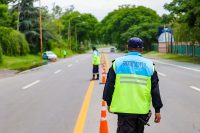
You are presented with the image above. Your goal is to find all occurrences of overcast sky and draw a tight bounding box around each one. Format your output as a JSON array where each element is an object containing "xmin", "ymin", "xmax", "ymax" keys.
[{"xmin": 37, "ymin": 0, "xmax": 172, "ymax": 21}]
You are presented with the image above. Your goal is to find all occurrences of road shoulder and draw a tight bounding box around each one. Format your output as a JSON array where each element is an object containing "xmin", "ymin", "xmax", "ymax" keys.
[{"xmin": 0, "ymin": 69, "xmax": 18, "ymax": 79}]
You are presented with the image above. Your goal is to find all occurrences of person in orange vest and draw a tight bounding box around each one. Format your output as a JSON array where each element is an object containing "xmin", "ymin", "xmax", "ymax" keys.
[
  {"xmin": 91, "ymin": 47, "xmax": 100, "ymax": 80},
  {"xmin": 103, "ymin": 37, "xmax": 163, "ymax": 133}
]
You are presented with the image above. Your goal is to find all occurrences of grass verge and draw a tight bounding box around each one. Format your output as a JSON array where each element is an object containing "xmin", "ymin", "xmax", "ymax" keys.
[
  {"xmin": 144, "ymin": 51, "xmax": 200, "ymax": 64},
  {"xmin": 0, "ymin": 55, "xmax": 46, "ymax": 71},
  {"xmin": 0, "ymin": 50, "xmax": 77, "ymax": 71}
]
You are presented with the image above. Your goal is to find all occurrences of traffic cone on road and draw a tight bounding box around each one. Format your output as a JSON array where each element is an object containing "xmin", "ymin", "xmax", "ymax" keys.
[
  {"xmin": 101, "ymin": 71, "xmax": 107, "ymax": 84},
  {"xmin": 99, "ymin": 101, "xmax": 109, "ymax": 133},
  {"xmin": 100, "ymin": 63, "xmax": 107, "ymax": 84},
  {"xmin": 102, "ymin": 67, "xmax": 106, "ymax": 74}
]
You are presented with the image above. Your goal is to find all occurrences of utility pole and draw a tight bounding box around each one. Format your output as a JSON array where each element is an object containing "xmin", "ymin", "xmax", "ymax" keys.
[
  {"xmin": 68, "ymin": 20, "xmax": 71, "ymax": 50},
  {"xmin": 75, "ymin": 25, "xmax": 78, "ymax": 52},
  {"xmin": 164, "ymin": 25, "xmax": 168, "ymax": 53},
  {"xmin": 39, "ymin": 0, "xmax": 43, "ymax": 54},
  {"xmin": 17, "ymin": 0, "xmax": 20, "ymax": 31},
  {"xmin": 68, "ymin": 16, "xmax": 80, "ymax": 51}
]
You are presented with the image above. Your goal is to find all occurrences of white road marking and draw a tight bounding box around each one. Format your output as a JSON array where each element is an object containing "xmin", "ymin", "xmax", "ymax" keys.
[
  {"xmin": 190, "ymin": 86, "xmax": 200, "ymax": 93},
  {"xmin": 154, "ymin": 60, "xmax": 200, "ymax": 72},
  {"xmin": 54, "ymin": 69, "xmax": 62, "ymax": 74},
  {"xmin": 158, "ymin": 72, "xmax": 166, "ymax": 77},
  {"xmin": 68, "ymin": 64, "xmax": 72, "ymax": 67},
  {"xmin": 22, "ymin": 80, "xmax": 40, "ymax": 90}
]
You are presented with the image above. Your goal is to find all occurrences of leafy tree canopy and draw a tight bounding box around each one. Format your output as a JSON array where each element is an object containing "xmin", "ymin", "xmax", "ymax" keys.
[
  {"xmin": 0, "ymin": 26, "xmax": 30, "ymax": 56},
  {"xmin": 100, "ymin": 5, "xmax": 161, "ymax": 50},
  {"xmin": 0, "ymin": 0, "xmax": 17, "ymax": 4},
  {"xmin": 0, "ymin": 4, "xmax": 11, "ymax": 27},
  {"xmin": 60, "ymin": 11, "xmax": 99, "ymax": 50},
  {"xmin": 164, "ymin": 0, "xmax": 200, "ymax": 27},
  {"xmin": 164, "ymin": 0, "xmax": 200, "ymax": 43}
]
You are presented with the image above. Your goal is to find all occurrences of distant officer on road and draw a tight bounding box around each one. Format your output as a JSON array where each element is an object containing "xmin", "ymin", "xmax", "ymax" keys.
[
  {"xmin": 91, "ymin": 47, "xmax": 100, "ymax": 80},
  {"xmin": 63, "ymin": 49, "xmax": 67, "ymax": 58},
  {"xmin": 103, "ymin": 37, "xmax": 163, "ymax": 133}
]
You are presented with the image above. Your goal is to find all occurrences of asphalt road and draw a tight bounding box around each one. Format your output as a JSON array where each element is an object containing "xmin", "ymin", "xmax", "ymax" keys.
[{"xmin": 0, "ymin": 48, "xmax": 200, "ymax": 133}]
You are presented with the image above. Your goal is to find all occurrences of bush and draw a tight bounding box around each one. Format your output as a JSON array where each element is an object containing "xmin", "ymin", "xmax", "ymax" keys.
[
  {"xmin": 0, "ymin": 45, "xmax": 2, "ymax": 63},
  {"xmin": 0, "ymin": 27, "xmax": 30, "ymax": 56}
]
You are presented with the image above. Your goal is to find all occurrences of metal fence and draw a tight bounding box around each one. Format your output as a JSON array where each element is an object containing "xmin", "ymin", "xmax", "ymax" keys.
[{"xmin": 151, "ymin": 44, "xmax": 200, "ymax": 57}]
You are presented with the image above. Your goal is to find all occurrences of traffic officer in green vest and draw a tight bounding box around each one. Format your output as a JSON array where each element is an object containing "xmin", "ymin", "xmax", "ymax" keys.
[
  {"xmin": 63, "ymin": 49, "xmax": 67, "ymax": 58},
  {"xmin": 91, "ymin": 46, "xmax": 100, "ymax": 80},
  {"xmin": 103, "ymin": 37, "xmax": 163, "ymax": 133}
]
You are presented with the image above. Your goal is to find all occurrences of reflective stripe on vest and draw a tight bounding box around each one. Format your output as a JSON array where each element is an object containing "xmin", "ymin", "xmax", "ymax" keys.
[{"xmin": 110, "ymin": 52, "xmax": 153, "ymax": 114}]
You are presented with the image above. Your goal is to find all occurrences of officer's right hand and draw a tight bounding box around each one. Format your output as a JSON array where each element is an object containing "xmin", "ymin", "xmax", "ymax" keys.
[
  {"xmin": 107, "ymin": 106, "xmax": 113, "ymax": 113},
  {"xmin": 107, "ymin": 106, "xmax": 111, "ymax": 113},
  {"xmin": 154, "ymin": 113, "xmax": 161, "ymax": 123}
]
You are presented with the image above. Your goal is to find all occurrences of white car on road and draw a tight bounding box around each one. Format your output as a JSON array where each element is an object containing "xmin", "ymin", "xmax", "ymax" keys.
[{"xmin": 42, "ymin": 51, "xmax": 57, "ymax": 61}]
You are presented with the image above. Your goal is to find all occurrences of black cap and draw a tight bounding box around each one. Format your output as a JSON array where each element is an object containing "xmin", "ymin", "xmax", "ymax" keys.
[
  {"xmin": 92, "ymin": 47, "xmax": 96, "ymax": 50},
  {"xmin": 128, "ymin": 37, "xmax": 144, "ymax": 48}
]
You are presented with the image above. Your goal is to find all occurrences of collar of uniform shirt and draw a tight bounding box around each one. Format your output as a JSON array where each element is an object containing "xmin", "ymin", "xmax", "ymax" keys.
[{"xmin": 127, "ymin": 52, "xmax": 142, "ymax": 56}]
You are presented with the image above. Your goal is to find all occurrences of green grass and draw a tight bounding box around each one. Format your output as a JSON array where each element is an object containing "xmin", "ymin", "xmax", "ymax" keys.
[
  {"xmin": 0, "ymin": 49, "xmax": 77, "ymax": 71},
  {"xmin": 0, "ymin": 55, "xmax": 45, "ymax": 71},
  {"xmin": 144, "ymin": 51, "xmax": 200, "ymax": 64}
]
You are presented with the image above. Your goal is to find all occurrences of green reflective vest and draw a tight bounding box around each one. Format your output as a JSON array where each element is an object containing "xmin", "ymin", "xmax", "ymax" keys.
[
  {"xmin": 110, "ymin": 52, "xmax": 153, "ymax": 114},
  {"xmin": 92, "ymin": 51, "xmax": 100, "ymax": 65}
]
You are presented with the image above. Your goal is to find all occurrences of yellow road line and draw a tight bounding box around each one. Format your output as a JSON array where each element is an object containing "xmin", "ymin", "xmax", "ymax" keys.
[{"xmin": 73, "ymin": 81, "xmax": 95, "ymax": 133}]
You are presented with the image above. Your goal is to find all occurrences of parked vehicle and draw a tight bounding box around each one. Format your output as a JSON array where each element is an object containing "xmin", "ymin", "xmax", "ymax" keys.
[{"xmin": 42, "ymin": 51, "xmax": 57, "ymax": 61}]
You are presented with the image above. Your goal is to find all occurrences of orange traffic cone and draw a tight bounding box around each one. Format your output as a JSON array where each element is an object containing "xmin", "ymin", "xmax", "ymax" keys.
[
  {"xmin": 102, "ymin": 67, "xmax": 106, "ymax": 74},
  {"xmin": 99, "ymin": 101, "xmax": 109, "ymax": 133},
  {"xmin": 101, "ymin": 71, "xmax": 107, "ymax": 84},
  {"xmin": 100, "ymin": 63, "xmax": 107, "ymax": 84}
]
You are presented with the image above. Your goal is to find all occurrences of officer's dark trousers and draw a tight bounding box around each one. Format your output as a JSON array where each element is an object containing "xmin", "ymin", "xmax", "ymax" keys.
[
  {"xmin": 92, "ymin": 65, "xmax": 99, "ymax": 74},
  {"xmin": 117, "ymin": 115, "xmax": 145, "ymax": 133}
]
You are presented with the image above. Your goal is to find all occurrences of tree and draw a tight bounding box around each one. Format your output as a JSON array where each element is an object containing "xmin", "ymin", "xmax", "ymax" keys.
[
  {"xmin": 164, "ymin": 0, "xmax": 200, "ymax": 43},
  {"xmin": 161, "ymin": 14, "xmax": 174, "ymax": 24},
  {"xmin": 0, "ymin": 0, "xmax": 17, "ymax": 4},
  {"xmin": 0, "ymin": 4, "xmax": 11, "ymax": 27},
  {"xmin": 121, "ymin": 23, "xmax": 159, "ymax": 50},
  {"xmin": 43, "ymin": 12, "xmax": 65, "ymax": 52},
  {"xmin": 10, "ymin": 0, "xmax": 54, "ymax": 53},
  {"xmin": 164, "ymin": 0, "xmax": 200, "ymax": 28},
  {"xmin": 52, "ymin": 3, "xmax": 62, "ymax": 18},
  {"xmin": 0, "ymin": 27, "xmax": 30, "ymax": 56},
  {"xmin": 60, "ymin": 11, "xmax": 99, "ymax": 52},
  {"xmin": 17, "ymin": 0, "xmax": 40, "ymax": 53},
  {"xmin": 100, "ymin": 5, "xmax": 161, "ymax": 51}
]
